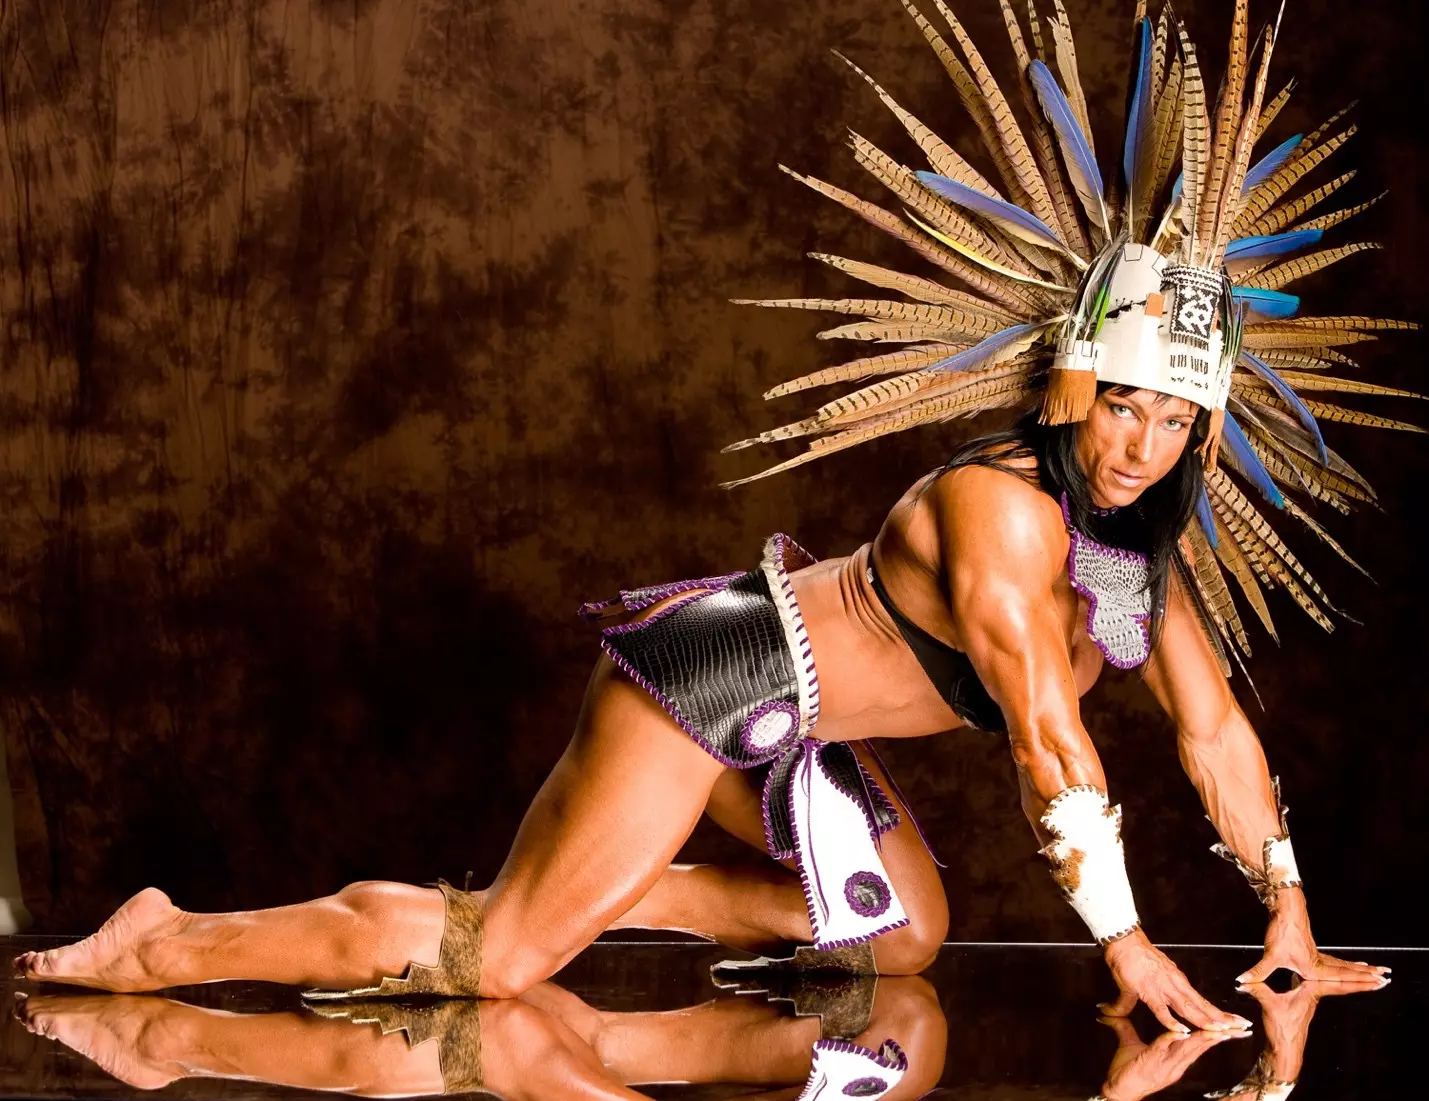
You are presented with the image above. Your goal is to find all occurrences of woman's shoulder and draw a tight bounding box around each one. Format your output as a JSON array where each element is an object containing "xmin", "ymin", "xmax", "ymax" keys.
[{"xmin": 926, "ymin": 460, "xmax": 1064, "ymax": 538}]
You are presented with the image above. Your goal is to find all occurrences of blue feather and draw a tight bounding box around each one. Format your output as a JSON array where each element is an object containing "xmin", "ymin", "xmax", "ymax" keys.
[
  {"xmin": 1195, "ymin": 486, "xmax": 1220, "ymax": 548},
  {"xmin": 914, "ymin": 172, "xmax": 1065, "ymax": 250},
  {"xmin": 1028, "ymin": 60, "xmax": 1108, "ymax": 234},
  {"xmin": 1240, "ymin": 351, "xmax": 1329, "ymax": 462},
  {"xmin": 1224, "ymin": 228, "xmax": 1324, "ymax": 264},
  {"xmin": 929, "ymin": 323, "xmax": 1042, "ymax": 373},
  {"xmin": 1123, "ymin": 18, "xmax": 1153, "ymax": 205},
  {"xmin": 1230, "ymin": 286, "xmax": 1301, "ymax": 319},
  {"xmin": 1222, "ymin": 413, "xmax": 1286, "ymax": 509},
  {"xmin": 1170, "ymin": 172, "xmax": 1183, "ymax": 205},
  {"xmin": 1242, "ymin": 134, "xmax": 1302, "ymax": 194}
]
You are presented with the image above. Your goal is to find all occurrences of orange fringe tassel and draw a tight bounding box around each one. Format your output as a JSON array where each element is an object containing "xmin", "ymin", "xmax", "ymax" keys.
[{"xmin": 1040, "ymin": 367, "xmax": 1098, "ymax": 425}]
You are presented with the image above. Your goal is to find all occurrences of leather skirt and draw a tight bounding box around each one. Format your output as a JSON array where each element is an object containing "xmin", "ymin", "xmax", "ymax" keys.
[{"xmin": 579, "ymin": 534, "xmax": 910, "ymax": 949}]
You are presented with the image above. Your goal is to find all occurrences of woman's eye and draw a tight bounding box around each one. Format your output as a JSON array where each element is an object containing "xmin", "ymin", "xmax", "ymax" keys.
[
  {"xmin": 1110, "ymin": 404, "xmax": 1132, "ymax": 417},
  {"xmin": 1164, "ymin": 419, "xmax": 1185, "ymax": 431}
]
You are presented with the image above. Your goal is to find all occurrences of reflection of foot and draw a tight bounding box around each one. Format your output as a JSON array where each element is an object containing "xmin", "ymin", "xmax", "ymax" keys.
[
  {"xmin": 13, "ymin": 992, "xmax": 181, "ymax": 1089},
  {"xmin": 11, "ymin": 889, "xmax": 186, "ymax": 992}
]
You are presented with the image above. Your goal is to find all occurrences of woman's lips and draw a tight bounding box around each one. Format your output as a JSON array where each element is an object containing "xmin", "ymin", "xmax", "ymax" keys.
[{"xmin": 1110, "ymin": 469, "xmax": 1146, "ymax": 488}]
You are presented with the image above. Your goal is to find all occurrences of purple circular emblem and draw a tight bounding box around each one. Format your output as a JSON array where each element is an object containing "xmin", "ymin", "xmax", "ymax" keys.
[
  {"xmin": 844, "ymin": 1077, "xmax": 888, "ymax": 1097},
  {"xmin": 843, "ymin": 871, "xmax": 891, "ymax": 918},
  {"xmin": 739, "ymin": 699, "xmax": 799, "ymax": 757}
]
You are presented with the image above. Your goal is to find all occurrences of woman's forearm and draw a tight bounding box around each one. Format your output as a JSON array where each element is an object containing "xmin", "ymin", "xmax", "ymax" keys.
[{"xmin": 1177, "ymin": 709, "xmax": 1286, "ymax": 875}]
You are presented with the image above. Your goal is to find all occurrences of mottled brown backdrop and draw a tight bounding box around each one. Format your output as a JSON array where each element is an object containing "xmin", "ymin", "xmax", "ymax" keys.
[{"xmin": 1, "ymin": 0, "xmax": 1424, "ymax": 945}]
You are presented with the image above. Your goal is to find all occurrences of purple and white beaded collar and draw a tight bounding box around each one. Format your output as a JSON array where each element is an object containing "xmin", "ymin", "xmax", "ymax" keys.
[{"xmin": 1060, "ymin": 494, "xmax": 1151, "ymax": 669}]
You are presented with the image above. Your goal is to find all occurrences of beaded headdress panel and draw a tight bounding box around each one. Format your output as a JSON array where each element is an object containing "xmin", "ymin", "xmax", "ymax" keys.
[{"xmin": 723, "ymin": 0, "xmax": 1420, "ymax": 674}]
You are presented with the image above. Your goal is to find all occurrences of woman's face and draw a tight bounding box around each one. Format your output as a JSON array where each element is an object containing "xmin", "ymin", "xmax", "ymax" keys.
[{"xmin": 1074, "ymin": 388, "xmax": 1198, "ymax": 508}]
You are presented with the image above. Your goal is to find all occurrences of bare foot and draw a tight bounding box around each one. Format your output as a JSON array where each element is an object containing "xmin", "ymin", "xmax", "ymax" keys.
[
  {"xmin": 11, "ymin": 888, "xmax": 189, "ymax": 992},
  {"xmin": 14, "ymin": 992, "xmax": 183, "ymax": 1089}
]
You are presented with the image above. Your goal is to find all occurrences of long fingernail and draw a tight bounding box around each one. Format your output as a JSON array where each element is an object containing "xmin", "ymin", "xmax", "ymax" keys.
[{"xmin": 1235, "ymin": 972, "xmax": 1251, "ymax": 982}]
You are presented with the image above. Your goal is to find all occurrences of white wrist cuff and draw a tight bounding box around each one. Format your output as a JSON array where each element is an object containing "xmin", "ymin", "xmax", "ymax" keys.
[
  {"xmin": 1211, "ymin": 777, "xmax": 1304, "ymax": 907},
  {"xmin": 1264, "ymin": 835, "xmax": 1301, "ymax": 889},
  {"xmin": 1040, "ymin": 785, "xmax": 1140, "ymax": 945}
]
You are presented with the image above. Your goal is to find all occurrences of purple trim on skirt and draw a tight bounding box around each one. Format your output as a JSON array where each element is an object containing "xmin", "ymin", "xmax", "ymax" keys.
[
  {"xmin": 578, "ymin": 571, "xmax": 744, "ymax": 621},
  {"xmin": 814, "ymin": 1037, "xmax": 909, "ymax": 1072},
  {"xmin": 788, "ymin": 739, "xmax": 911, "ymax": 950},
  {"xmin": 843, "ymin": 871, "xmax": 892, "ymax": 918},
  {"xmin": 741, "ymin": 699, "xmax": 801, "ymax": 758},
  {"xmin": 597, "ymin": 637, "xmax": 744, "ymax": 770}
]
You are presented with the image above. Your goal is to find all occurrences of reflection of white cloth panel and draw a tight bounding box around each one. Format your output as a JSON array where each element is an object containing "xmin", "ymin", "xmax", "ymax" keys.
[
  {"xmin": 0, "ymin": 740, "xmax": 31, "ymax": 934},
  {"xmin": 789, "ymin": 742, "xmax": 908, "ymax": 948},
  {"xmin": 795, "ymin": 1039, "xmax": 906, "ymax": 1101}
]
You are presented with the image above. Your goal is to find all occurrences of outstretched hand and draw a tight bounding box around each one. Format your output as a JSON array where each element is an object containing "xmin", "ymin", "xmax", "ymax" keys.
[
  {"xmin": 1236, "ymin": 890, "xmax": 1392, "ymax": 985},
  {"xmin": 1100, "ymin": 930, "xmax": 1253, "ymax": 1034}
]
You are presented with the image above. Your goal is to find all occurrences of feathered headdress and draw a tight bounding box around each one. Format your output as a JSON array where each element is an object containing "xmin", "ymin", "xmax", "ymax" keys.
[{"xmin": 723, "ymin": 0, "xmax": 1420, "ymax": 673}]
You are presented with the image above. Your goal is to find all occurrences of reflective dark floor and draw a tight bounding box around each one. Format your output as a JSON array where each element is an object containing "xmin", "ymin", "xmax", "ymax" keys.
[{"xmin": 2, "ymin": 935, "xmax": 1420, "ymax": 1098}]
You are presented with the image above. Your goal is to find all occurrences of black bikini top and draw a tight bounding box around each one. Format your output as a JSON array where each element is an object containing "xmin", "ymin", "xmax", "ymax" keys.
[{"xmin": 866, "ymin": 556, "xmax": 1006, "ymax": 734}]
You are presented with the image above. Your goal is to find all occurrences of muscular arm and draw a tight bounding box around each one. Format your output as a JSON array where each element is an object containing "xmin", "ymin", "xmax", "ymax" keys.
[
  {"xmin": 1145, "ymin": 571, "xmax": 1389, "ymax": 986},
  {"xmin": 1142, "ymin": 575, "xmax": 1289, "ymax": 893},
  {"xmin": 935, "ymin": 468, "xmax": 1104, "ymax": 826},
  {"xmin": 934, "ymin": 469, "xmax": 1248, "ymax": 1029}
]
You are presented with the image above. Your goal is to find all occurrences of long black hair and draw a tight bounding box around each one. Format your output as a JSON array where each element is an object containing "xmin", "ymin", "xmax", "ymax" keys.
[{"xmin": 944, "ymin": 386, "xmax": 1209, "ymax": 643}]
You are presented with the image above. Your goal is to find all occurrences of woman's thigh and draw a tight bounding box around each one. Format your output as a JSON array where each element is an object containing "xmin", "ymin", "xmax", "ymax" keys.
[{"xmin": 481, "ymin": 654, "xmax": 728, "ymax": 993}]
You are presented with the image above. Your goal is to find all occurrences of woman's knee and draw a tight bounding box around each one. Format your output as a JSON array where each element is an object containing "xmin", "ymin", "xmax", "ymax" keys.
[
  {"xmin": 479, "ymin": 944, "xmax": 562, "ymax": 1000},
  {"xmin": 874, "ymin": 905, "xmax": 948, "ymax": 975}
]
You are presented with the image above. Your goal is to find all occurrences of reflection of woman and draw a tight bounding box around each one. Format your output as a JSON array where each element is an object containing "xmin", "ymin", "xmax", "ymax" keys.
[
  {"xmin": 14, "ymin": 974, "xmax": 948, "ymax": 1099},
  {"xmin": 12, "ymin": 0, "xmax": 1405, "ymax": 1034}
]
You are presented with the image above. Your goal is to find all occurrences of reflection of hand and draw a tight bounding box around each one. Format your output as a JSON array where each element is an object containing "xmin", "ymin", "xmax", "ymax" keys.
[
  {"xmin": 1101, "ymin": 930, "xmax": 1253, "ymax": 1033},
  {"xmin": 1237, "ymin": 892, "xmax": 1392, "ymax": 986},
  {"xmin": 1221, "ymin": 972, "xmax": 1388, "ymax": 1093},
  {"xmin": 1097, "ymin": 1014, "xmax": 1246, "ymax": 1101}
]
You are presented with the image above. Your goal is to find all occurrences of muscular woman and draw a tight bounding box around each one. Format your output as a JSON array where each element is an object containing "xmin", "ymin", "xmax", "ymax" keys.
[
  {"xmin": 12, "ymin": 0, "xmax": 1408, "ymax": 1086},
  {"xmin": 11, "ymin": 384, "xmax": 1385, "ymax": 1023}
]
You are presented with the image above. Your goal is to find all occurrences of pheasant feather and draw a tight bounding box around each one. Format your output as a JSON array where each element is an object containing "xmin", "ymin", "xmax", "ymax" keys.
[
  {"xmin": 834, "ymin": 51, "xmax": 1001, "ymax": 199},
  {"xmin": 1294, "ymin": 193, "xmax": 1386, "ymax": 233},
  {"xmin": 916, "ymin": 171, "xmax": 1074, "ymax": 256},
  {"xmin": 1240, "ymin": 350, "xmax": 1329, "ymax": 461},
  {"xmin": 1243, "ymin": 134, "xmax": 1302, "ymax": 194},
  {"xmin": 809, "ymin": 254, "xmax": 1019, "ymax": 319},
  {"xmin": 1211, "ymin": 513, "xmax": 1279, "ymax": 640},
  {"xmin": 1234, "ymin": 126, "xmax": 1357, "ymax": 236},
  {"xmin": 928, "ymin": 0, "xmax": 1058, "ymax": 228},
  {"xmin": 1176, "ymin": 23, "xmax": 1210, "ymax": 260},
  {"xmin": 1201, "ymin": 0, "xmax": 1250, "ymax": 253},
  {"xmin": 1123, "ymin": 16, "xmax": 1154, "ymax": 229},
  {"xmin": 1254, "ymin": 80, "xmax": 1297, "ymax": 142},
  {"xmin": 897, "ymin": 0, "xmax": 1033, "ymax": 210},
  {"xmin": 763, "ymin": 344, "xmax": 969, "ymax": 399},
  {"xmin": 1246, "ymin": 171, "xmax": 1355, "ymax": 237},
  {"xmin": 1239, "ymin": 243, "xmax": 1381, "ymax": 291},
  {"xmin": 1028, "ymin": 60, "xmax": 1109, "ymax": 238},
  {"xmin": 778, "ymin": 167, "xmax": 1038, "ymax": 313}
]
